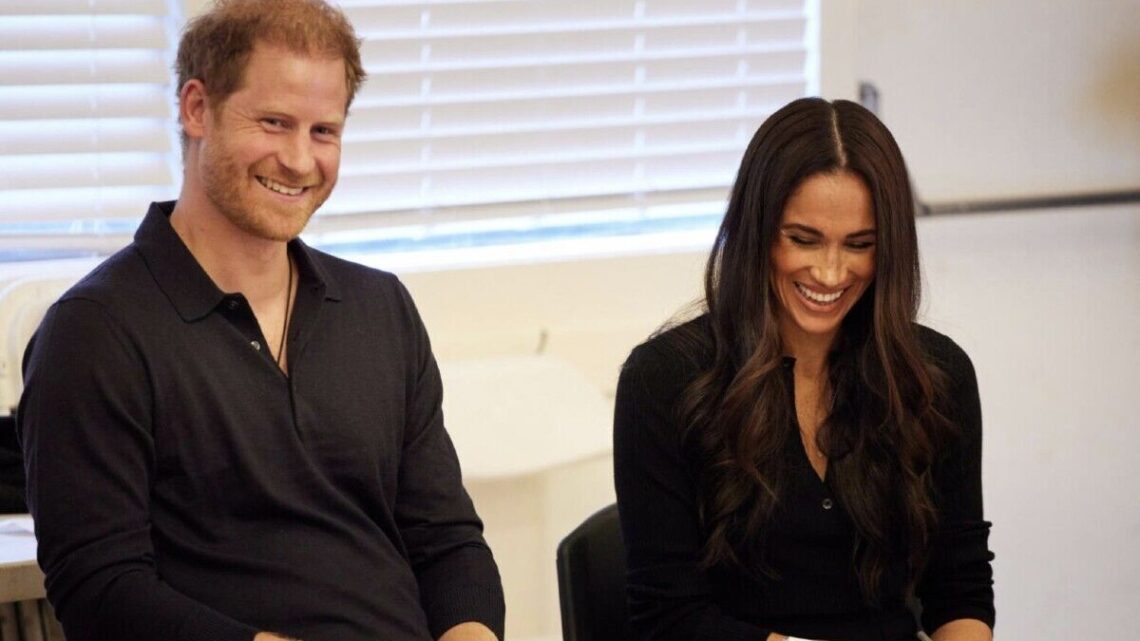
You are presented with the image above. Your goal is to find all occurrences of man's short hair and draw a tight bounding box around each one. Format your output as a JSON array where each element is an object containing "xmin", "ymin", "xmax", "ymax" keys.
[{"xmin": 175, "ymin": 0, "xmax": 367, "ymax": 145}]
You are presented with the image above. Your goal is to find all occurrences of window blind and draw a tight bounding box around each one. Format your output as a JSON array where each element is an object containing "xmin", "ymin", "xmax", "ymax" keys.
[
  {"xmin": 311, "ymin": 0, "xmax": 812, "ymax": 251},
  {"xmin": 0, "ymin": 0, "xmax": 177, "ymax": 258},
  {"xmin": 0, "ymin": 0, "xmax": 813, "ymax": 260}
]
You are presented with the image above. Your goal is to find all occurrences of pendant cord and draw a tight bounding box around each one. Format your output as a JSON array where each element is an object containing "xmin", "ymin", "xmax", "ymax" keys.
[{"xmin": 277, "ymin": 256, "xmax": 293, "ymax": 369}]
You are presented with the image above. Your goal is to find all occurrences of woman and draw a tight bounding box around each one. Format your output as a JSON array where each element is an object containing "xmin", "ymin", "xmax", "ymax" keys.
[{"xmin": 613, "ymin": 98, "xmax": 994, "ymax": 641}]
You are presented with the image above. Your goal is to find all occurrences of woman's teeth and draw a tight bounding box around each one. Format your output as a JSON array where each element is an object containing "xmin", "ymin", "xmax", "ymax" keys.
[{"xmin": 796, "ymin": 283, "xmax": 843, "ymax": 304}]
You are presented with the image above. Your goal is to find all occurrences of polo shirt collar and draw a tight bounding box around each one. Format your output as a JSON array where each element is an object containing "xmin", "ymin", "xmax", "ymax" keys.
[
  {"xmin": 134, "ymin": 201, "xmax": 342, "ymax": 321},
  {"xmin": 292, "ymin": 236, "xmax": 343, "ymax": 303}
]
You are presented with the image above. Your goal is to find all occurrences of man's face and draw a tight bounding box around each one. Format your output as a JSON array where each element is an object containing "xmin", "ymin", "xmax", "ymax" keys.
[{"xmin": 197, "ymin": 41, "xmax": 349, "ymax": 241}]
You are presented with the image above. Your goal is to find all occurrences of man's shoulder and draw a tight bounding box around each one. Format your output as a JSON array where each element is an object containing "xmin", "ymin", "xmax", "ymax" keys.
[
  {"xmin": 301, "ymin": 247, "xmax": 427, "ymax": 337},
  {"xmin": 55, "ymin": 245, "xmax": 150, "ymax": 310},
  {"xmin": 23, "ymin": 247, "xmax": 155, "ymax": 376},
  {"xmin": 303, "ymin": 245, "xmax": 404, "ymax": 295}
]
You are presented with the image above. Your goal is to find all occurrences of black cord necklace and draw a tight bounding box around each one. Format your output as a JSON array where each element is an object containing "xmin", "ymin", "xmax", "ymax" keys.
[{"xmin": 277, "ymin": 256, "xmax": 293, "ymax": 370}]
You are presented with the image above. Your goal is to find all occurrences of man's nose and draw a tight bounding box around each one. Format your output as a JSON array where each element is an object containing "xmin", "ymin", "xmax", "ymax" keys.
[{"xmin": 279, "ymin": 132, "xmax": 317, "ymax": 177}]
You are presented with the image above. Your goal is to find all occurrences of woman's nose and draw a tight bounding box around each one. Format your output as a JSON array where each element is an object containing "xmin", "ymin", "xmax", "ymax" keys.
[{"xmin": 809, "ymin": 248, "xmax": 843, "ymax": 287}]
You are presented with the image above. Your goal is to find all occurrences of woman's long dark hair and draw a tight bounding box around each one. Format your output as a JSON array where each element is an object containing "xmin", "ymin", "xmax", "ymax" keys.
[{"xmin": 677, "ymin": 97, "xmax": 952, "ymax": 600}]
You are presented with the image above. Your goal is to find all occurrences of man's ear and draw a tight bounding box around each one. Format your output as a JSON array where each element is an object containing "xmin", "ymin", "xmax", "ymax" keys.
[{"xmin": 179, "ymin": 79, "xmax": 209, "ymax": 140}]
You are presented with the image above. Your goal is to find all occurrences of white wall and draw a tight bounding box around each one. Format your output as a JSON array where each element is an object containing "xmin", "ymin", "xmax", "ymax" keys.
[
  {"xmin": 846, "ymin": 0, "xmax": 1140, "ymax": 201},
  {"xmin": 918, "ymin": 204, "xmax": 1140, "ymax": 640}
]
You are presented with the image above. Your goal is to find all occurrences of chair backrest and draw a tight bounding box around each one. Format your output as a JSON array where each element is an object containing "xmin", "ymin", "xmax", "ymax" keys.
[
  {"xmin": 0, "ymin": 414, "xmax": 25, "ymax": 513},
  {"xmin": 556, "ymin": 503, "xmax": 631, "ymax": 641},
  {"xmin": 0, "ymin": 274, "xmax": 82, "ymax": 413}
]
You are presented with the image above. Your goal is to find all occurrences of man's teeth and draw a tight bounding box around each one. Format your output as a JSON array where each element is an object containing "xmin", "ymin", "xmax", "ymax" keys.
[
  {"xmin": 796, "ymin": 283, "xmax": 843, "ymax": 303},
  {"xmin": 258, "ymin": 177, "xmax": 304, "ymax": 196}
]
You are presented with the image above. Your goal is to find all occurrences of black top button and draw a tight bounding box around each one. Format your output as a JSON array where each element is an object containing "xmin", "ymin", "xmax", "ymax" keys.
[{"xmin": 822, "ymin": 498, "xmax": 834, "ymax": 510}]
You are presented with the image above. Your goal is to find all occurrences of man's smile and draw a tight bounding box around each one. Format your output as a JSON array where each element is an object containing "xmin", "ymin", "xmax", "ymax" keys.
[{"xmin": 256, "ymin": 175, "xmax": 307, "ymax": 196}]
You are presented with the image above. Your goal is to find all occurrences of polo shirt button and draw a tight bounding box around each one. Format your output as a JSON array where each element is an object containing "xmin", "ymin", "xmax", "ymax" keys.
[
  {"xmin": 251, "ymin": 340, "xmax": 261, "ymax": 351},
  {"xmin": 822, "ymin": 498, "xmax": 834, "ymax": 510}
]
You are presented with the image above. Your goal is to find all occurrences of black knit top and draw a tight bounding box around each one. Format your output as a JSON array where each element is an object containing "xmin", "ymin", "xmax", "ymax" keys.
[{"xmin": 613, "ymin": 316, "xmax": 994, "ymax": 641}]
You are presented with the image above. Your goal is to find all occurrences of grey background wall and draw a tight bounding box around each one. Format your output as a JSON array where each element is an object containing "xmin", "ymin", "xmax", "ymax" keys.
[
  {"xmin": 821, "ymin": 0, "xmax": 1140, "ymax": 200},
  {"xmin": 178, "ymin": 1, "xmax": 1140, "ymax": 638}
]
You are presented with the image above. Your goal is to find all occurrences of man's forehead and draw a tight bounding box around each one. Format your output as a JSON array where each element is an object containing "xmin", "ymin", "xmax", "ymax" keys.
[{"xmin": 226, "ymin": 40, "xmax": 350, "ymax": 108}]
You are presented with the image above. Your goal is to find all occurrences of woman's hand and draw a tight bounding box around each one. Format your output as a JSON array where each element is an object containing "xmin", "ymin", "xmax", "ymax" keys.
[
  {"xmin": 437, "ymin": 621, "xmax": 498, "ymax": 641},
  {"xmin": 929, "ymin": 618, "xmax": 992, "ymax": 641}
]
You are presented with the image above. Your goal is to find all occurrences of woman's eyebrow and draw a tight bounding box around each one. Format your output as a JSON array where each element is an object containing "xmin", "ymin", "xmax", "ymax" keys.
[
  {"xmin": 780, "ymin": 224, "xmax": 877, "ymax": 238},
  {"xmin": 780, "ymin": 223, "xmax": 821, "ymax": 235}
]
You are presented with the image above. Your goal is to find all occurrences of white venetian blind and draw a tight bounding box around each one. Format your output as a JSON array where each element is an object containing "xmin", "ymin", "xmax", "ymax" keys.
[
  {"xmin": 0, "ymin": 0, "xmax": 177, "ymax": 258},
  {"xmin": 309, "ymin": 0, "xmax": 812, "ymax": 248},
  {"xmin": 0, "ymin": 0, "xmax": 813, "ymax": 259}
]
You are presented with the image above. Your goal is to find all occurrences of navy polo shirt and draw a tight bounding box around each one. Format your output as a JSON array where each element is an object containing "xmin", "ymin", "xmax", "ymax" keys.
[{"xmin": 19, "ymin": 201, "xmax": 504, "ymax": 641}]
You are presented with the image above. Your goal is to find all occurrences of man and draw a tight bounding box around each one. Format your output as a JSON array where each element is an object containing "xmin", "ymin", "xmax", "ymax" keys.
[{"xmin": 17, "ymin": 1, "xmax": 504, "ymax": 640}]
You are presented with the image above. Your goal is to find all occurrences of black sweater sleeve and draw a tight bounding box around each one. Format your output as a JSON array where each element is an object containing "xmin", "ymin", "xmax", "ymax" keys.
[
  {"xmin": 613, "ymin": 341, "xmax": 772, "ymax": 641},
  {"xmin": 19, "ymin": 299, "xmax": 258, "ymax": 641},
  {"xmin": 916, "ymin": 331, "xmax": 996, "ymax": 632},
  {"xmin": 391, "ymin": 280, "xmax": 505, "ymax": 640}
]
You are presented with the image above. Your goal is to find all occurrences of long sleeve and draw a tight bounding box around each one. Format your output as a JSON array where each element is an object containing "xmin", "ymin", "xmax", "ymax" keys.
[
  {"xmin": 613, "ymin": 342, "xmax": 771, "ymax": 641},
  {"xmin": 18, "ymin": 298, "xmax": 258, "ymax": 641},
  {"xmin": 916, "ymin": 334, "xmax": 996, "ymax": 632},
  {"xmin": 392, "ymin": 282, "xmax": 505, "ymax": 640}
]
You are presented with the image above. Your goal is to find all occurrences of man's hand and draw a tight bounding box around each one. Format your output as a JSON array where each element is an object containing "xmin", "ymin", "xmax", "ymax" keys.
[{"xmin": 437, "ymin": 621, "xmax": 498, "ymax": 641}]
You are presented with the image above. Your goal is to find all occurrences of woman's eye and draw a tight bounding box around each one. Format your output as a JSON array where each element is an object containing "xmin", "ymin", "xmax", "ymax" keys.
[
  {"xmin": 788, "ymin": 236, "xmax": 815, "ymax": 246},
  {"xmin": 846, "ymin": 241, "xmax": 875, "ymax": 250}
]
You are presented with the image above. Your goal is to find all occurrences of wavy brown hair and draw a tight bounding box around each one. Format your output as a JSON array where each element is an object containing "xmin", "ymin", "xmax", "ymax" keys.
[
  {"xmin": 676, "ymin": 97, "xmax": 952, "ymax": 600},
  {"xmin": 175, "ymin": 0, "xmax": 367, "ymax": 151}
]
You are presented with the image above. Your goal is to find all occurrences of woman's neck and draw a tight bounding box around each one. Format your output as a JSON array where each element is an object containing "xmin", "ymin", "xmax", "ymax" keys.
[{"xmin": 781, "ymin": 331, "xmax": 835, "ymax": 381}]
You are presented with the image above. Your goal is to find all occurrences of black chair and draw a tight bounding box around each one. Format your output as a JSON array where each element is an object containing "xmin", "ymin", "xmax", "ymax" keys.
[
  {"xmin": 0, "ymin": 414, "xmax": 26, "ymax": 513},
  {"xmin": 556, "ymin": 503, "xmax": 631, "ymax": 641}
]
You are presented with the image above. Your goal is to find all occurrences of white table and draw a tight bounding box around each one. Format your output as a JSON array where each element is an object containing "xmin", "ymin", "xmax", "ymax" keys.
[{"xmin": 0, "ymin": 517, "xmax": 43, "ymax": 604}]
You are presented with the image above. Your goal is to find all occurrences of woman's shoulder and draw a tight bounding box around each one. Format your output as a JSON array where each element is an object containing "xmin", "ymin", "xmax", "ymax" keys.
[
  {"xmin": 625, "ymin": 313, "xmax": 714, "ymax": 376},
  {"xmin": 913, "ymin": 324, "xmax": 981, "ymax": 432},
  {"xmin": 914, "ymin": 323, "xmax": 975, "ymax": 381},
  {"xmin": 619, "ymin": 313, "xmax": 715, "ymax": 404}
]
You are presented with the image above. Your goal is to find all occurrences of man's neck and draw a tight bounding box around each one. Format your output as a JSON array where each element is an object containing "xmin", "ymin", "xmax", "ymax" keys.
[{"xmin": 169, "ymin": 188, "xmax": 290, "ymax": 306}]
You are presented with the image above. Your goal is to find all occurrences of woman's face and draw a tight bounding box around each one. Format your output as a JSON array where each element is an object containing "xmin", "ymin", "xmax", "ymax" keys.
[{"xmin": 770, "ymin": 171, "xmax": 877, "ymax": 353}]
